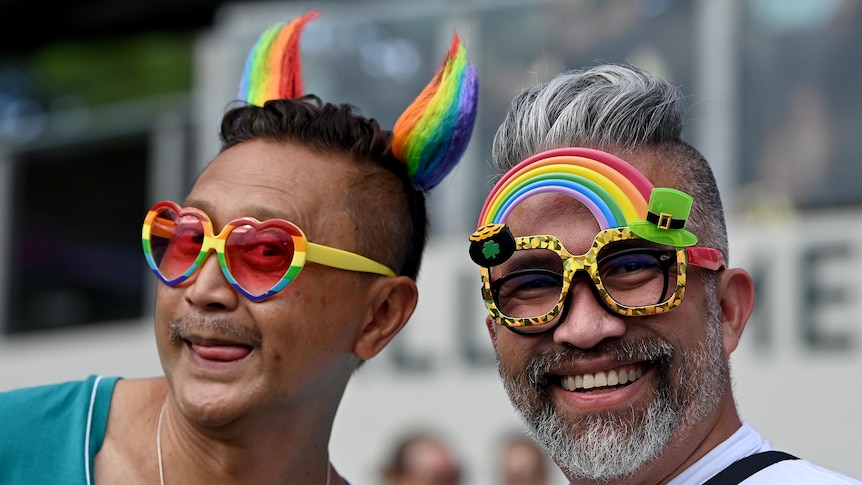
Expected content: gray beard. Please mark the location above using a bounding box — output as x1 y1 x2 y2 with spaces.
498 306 726 482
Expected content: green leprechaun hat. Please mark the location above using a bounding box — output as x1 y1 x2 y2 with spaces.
629 187 698 247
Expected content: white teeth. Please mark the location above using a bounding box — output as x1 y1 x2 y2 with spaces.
618 369 629 384
594 371 607 387
561 366 642 391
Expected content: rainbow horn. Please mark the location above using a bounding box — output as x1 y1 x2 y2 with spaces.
392 32 479 191
238 11 321 106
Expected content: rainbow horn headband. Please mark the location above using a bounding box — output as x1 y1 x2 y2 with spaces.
393 32 479 190
238 11 479 192
470 147 704 266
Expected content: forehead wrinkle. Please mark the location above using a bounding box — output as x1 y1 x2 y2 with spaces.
189 140 356 245
183 197 306 223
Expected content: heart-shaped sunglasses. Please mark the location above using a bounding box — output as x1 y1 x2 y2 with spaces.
141 201 395 301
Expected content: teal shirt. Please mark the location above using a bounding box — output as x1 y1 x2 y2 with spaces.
0 375 120 485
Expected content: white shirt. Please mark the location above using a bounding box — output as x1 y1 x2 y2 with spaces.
668 422 861 484
561 422 860 484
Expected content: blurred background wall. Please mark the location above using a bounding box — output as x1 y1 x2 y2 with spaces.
0 1 860 484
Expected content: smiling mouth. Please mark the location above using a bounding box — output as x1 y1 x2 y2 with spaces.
559 363 647 392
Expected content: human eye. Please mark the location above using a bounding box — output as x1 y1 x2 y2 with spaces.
599 249 672 287
500 271 558 293
494 269 562 317
170 218 205 255
235 227 293 271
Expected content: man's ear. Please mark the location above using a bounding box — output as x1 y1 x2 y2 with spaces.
353 276 419 361
485 315 498 349
716 268 755 356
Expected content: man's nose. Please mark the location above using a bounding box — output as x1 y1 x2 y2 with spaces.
182 251 240 310
551 279 627 349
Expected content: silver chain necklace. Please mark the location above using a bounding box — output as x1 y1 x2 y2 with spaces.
156 402 331 485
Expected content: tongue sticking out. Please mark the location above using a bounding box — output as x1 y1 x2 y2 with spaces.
191 343 251 362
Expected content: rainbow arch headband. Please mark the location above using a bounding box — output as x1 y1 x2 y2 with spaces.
477 147 655 229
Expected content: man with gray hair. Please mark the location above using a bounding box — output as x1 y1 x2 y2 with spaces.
468 64 860 484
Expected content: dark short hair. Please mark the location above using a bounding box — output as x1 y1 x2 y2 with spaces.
218 94 427 279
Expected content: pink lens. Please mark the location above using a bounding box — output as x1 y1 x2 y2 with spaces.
146 205 302 297
149 209 206 281
224 222 296 295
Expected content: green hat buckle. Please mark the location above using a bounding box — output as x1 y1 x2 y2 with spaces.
629 187 698 247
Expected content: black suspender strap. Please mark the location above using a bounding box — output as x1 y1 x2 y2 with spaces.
703 451 799 484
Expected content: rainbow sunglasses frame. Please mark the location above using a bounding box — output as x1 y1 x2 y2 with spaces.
142 201 395 302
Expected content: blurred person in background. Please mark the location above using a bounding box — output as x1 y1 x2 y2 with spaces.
0 11 478 485
381 430 463 485
497 431 551 485
468 63 860 484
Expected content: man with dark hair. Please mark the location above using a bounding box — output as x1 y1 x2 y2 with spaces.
469 64 859 484
0 12 478 485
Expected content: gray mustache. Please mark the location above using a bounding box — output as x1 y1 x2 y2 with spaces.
168 316 263 348
522 338 673 389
